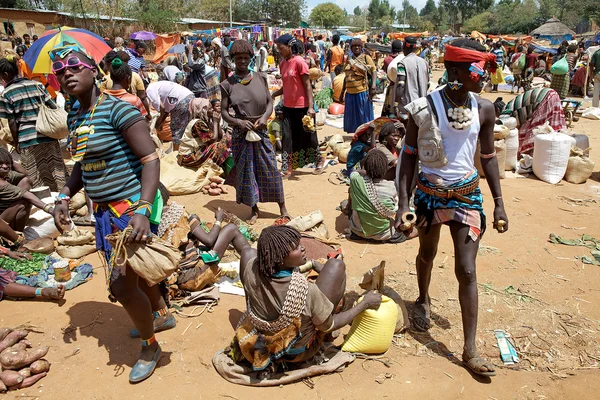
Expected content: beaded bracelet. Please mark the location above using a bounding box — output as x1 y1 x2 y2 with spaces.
55 194 71 204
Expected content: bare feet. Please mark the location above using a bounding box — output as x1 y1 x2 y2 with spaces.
412 297 431 331
247 206 259 225
42 285 65 300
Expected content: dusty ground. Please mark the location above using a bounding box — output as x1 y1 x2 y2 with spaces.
2 76 600 399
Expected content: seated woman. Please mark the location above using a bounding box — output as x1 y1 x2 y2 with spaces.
177 98 231 169
347 150 414 243
0 148 54 232
375 121 403 181
0 218 65 301
232 225 382 370
499 87 566 155
345 124 373 176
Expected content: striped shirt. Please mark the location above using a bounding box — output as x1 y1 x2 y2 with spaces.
125 48 146 73
68 95 145 203
0 78 54 148
343 54 375 95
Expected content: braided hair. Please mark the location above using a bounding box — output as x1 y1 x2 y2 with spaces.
363 149 389 179
254 225 301 277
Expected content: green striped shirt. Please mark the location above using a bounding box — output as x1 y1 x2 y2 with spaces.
0 78 54 148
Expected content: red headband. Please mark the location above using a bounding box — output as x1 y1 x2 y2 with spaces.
445 44 497 73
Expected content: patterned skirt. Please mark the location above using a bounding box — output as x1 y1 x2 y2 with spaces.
230 126 285 208
414 172 486 242
550 74 569 99
20 140 69 191
281 107 321 173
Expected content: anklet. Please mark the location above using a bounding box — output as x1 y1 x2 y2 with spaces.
153 307 169 318
35 288 43 298
141 335 157 347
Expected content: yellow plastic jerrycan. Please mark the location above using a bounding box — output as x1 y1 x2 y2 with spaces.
341 295 398 354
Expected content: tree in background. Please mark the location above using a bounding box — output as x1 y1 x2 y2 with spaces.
309 3 345 28
354 6 361 16
367 0 395 28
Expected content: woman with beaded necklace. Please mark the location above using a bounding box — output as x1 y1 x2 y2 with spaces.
50 45 173 383
396 38 508 377
220 39 289 225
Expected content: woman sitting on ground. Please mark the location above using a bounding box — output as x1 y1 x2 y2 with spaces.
232 225 382 370
0 148 54 232
347 150 414 243
499 87 566 155
375 121 403 181
345 123 374 176
177 98 231 169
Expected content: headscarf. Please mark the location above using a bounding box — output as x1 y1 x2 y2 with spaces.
444 44 497 73
189 97 211 120
163 65 182 82
212 37 222 48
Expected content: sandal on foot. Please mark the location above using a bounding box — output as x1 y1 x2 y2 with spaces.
130 315 177 338
412 299 431 332
129 346 162 383
463 356 497 377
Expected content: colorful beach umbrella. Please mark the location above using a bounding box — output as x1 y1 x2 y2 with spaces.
130 31 157 40
23 26 111 74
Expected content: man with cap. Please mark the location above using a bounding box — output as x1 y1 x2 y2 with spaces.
382 40 404 117
390 36 429 118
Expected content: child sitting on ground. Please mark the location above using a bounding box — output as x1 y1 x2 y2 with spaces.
0 148 54 232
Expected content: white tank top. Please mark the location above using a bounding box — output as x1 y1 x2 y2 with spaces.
421 89 480 182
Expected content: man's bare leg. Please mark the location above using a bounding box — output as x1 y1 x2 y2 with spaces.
449 221 495 376
413 224 442 331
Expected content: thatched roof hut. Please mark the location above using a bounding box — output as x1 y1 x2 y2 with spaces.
531 18 575 45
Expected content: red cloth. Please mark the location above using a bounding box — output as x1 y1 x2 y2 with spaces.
444 45 497 72
526 53 538 69
280 55 310 108
518 90 566 155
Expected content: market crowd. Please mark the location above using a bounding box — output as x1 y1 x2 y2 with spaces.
0 27 597 386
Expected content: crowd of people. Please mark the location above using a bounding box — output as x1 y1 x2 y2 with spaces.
0 26 598 386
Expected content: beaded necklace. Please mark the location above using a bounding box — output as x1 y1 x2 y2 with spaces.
68 94 103 162
441 88 473 130
232 71 253 85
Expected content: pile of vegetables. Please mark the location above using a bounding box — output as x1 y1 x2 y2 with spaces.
0 253 46 276
0 328 50 392
314 88 334 110
201 176 229 196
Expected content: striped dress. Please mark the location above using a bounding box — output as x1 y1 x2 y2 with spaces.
0 78 68 190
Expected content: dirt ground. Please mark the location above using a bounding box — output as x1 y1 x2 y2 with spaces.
3 75 600 399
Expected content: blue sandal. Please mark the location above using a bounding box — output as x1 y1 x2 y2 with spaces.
129 342 162 383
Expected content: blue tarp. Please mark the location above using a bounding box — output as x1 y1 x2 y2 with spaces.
537 34 573 45
530 43 558 55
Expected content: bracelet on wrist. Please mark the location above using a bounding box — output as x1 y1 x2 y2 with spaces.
132 202 153 218
42 203 53 213
214 220 222 227
55 194 71 204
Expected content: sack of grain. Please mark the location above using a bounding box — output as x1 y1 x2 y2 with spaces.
564 147 595 184
56 244 97 259
532 132 575 184
505 128 519 171
493 124 510 140
495 139 506 179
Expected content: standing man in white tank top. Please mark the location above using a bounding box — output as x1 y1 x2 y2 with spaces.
396 39 508 378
